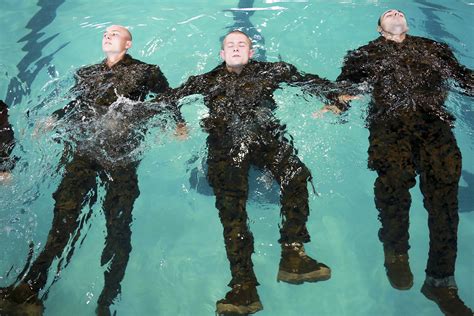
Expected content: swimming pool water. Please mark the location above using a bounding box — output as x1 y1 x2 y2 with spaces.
0 1 473 315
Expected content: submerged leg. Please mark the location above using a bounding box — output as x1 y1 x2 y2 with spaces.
1 156 97 313
263 137 330 284
418 122 472 315
207 136 262 315
96 163 139 315
368 123 415 290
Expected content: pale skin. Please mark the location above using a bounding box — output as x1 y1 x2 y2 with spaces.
377 9 409 43
220 32 254 74
0 171 12 183
102 25 133 68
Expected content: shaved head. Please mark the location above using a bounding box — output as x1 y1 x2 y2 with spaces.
106 25 132 40
102 24 133 65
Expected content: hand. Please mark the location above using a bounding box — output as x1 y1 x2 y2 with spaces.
337 94 360 103
312 104 342 118
312 95 360 118
0 171 12 184
32 116 57 138
174 123 189 141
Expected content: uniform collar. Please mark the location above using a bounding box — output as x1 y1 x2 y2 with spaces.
101 54 133 69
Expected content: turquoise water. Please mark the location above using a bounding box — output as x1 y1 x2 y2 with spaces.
0 0 473 315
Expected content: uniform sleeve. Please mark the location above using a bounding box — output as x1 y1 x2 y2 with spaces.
147 65 171 94
274 61 353 111
150 74 209 124
0 100 16 172
337 47 372 85
438 43 474 97
154 74 207 108
52 69 85 119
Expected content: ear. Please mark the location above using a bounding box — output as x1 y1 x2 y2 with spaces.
249 49 254 59
220 50 225 60
376 26 383 34
125 40 132 49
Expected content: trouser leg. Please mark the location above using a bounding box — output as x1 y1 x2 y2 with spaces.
207 137 257 287
262 138 311 244
368 125 416 253
24 156 97 293
419 124 461 279
97 163 139 308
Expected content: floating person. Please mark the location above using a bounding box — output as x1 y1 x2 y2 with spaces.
0 25 182 316
156 30 348 315
327 9 473 316
0 100 16 183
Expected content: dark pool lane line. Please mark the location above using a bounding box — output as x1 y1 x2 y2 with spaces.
222 0 267 61
4 0 69 107
413 0 464 53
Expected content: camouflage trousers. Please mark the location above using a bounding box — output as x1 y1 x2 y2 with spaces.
23 154 139 308
368 114 461 278
206 130 313 287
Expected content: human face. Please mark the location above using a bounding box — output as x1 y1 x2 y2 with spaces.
102 25 132 54
378 10 409 35
220 32 253 72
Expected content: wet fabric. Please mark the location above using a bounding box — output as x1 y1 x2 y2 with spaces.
20 55 170 309
338 35 473 279
337 35 474 124
0 100 15 172
159 61 334 286
369 113 461 278
53 54 178 166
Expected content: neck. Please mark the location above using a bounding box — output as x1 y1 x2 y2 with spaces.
225 64 245 75
382 32 407 43
105 51 127 68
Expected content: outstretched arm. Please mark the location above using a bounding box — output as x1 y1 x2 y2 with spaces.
439 43 474 97
154 74 208 104
147 65 171 95
32 70 85 137
273 61 358 112
143 74 209 136
151 74 208 118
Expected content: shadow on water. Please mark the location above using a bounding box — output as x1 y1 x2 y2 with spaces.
459 170 474 213
188 155 280 205
5 0 68 106
222 0 267 61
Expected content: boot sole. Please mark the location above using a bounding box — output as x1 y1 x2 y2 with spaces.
216 301 263 315
277 268 331 285
388 277 413 291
